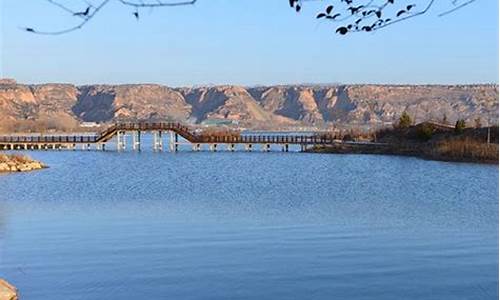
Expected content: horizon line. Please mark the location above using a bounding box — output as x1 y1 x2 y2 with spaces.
1 78 499 88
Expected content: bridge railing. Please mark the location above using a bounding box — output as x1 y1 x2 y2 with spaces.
0 122 338 145
0 135 98 143
109 122 199 140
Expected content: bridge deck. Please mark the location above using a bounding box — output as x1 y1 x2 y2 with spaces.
0 122 336 145
0 122 340 152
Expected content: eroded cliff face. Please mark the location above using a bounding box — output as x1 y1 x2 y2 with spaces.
249 86 324 125
0 79 498 130
0 82 80 130
342 85 499 125
179 86 290 126
74 84 190 122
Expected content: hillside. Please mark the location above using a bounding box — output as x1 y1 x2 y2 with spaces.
0 79 497 131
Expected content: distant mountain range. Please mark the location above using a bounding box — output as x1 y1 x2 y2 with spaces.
0 79 498 131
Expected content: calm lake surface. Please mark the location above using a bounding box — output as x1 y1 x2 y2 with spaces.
0 141 498 299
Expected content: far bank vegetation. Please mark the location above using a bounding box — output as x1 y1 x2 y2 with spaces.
0 114 81 133
314 112 499 164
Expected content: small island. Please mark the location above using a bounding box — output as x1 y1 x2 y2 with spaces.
0 153 46 173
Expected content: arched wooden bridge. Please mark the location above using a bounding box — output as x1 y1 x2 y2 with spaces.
0 122 340 152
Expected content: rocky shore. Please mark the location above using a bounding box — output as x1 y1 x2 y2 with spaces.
0 279 18 300
0 153 46 172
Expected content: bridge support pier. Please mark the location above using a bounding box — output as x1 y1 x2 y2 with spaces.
169 132 174 152
209 144 217 152
261 144 270 152
282 144 289 152
169 132 179 152
153 131 163 151
116 131 126 151
245 144 252 152
192 143 201 151
132 131 141 151
227 144 235 152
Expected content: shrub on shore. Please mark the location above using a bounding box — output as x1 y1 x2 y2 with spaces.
398 111 412 129
455 119 466 133
416 123 434 141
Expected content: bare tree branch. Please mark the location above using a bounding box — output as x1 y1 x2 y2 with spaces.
290 0 478 35
438 0 477 17
23 0 477 35
118 0 197 7
23 0 197 35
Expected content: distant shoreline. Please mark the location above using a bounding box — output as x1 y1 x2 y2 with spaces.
309 143 499 165
310 124 499 165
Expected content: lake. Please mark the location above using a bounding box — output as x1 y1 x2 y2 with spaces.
0 143 498 299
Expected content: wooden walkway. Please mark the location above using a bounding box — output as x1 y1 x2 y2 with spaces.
0 122 338 152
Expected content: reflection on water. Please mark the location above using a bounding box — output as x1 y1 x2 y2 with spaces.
0 148 498 300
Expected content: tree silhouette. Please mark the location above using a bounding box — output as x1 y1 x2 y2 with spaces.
23 0 477 35
455 119 466 133
290 0 478 35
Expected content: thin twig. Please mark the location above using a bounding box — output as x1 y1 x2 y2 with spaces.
28 0 110 35
24 0 197 35
118 0 197 7
373 0 435 31
438 0 477 17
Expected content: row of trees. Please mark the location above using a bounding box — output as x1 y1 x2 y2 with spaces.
397 111 479 141
398 111 484 132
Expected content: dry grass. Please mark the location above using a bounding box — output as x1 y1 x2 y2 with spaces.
428 138 499 163
313 124 498 164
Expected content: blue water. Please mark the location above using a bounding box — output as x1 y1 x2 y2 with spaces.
0 146 498 299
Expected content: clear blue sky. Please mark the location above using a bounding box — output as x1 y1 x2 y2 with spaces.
1 0 498 86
